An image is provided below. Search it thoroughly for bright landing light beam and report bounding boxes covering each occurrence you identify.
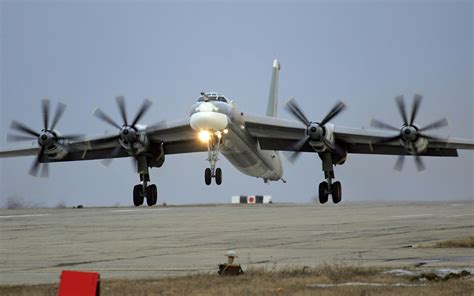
[198,130,211,143]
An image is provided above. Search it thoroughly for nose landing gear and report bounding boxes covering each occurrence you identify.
[204,131,223,186]
[205,167,222,185]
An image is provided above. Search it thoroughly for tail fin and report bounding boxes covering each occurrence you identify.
[266,59,281,117]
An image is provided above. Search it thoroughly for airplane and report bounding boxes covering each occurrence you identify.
[1,59,474,206]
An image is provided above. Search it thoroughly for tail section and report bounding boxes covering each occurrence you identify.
[266,59,281,117]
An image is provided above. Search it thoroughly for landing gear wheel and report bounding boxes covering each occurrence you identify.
[204,168,212,185]
[332,181,342,204]
[146,184,158,206]
[215,168,222,185]
[318,182,329,204]
[133,184,144,207]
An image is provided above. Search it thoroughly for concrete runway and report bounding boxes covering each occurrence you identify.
[0,202,473,285]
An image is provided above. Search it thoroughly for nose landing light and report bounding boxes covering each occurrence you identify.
[199,130,211,143]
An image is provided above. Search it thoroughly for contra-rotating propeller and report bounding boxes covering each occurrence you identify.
[93,96,152,165]
[285,98,347,163]
[7,99,81,177]
[370,94,448,171]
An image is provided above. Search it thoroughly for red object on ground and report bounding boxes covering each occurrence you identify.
[248,196,255,204]
[58,270,100,296]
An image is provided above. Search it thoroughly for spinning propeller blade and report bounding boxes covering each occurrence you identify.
[284,98,346,162]
[8,99,79,177]
[371,94,447,171]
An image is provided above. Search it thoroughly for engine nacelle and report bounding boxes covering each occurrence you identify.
[308,123,336,152]
[148,142,165,168]
[44,144,68,160]
[119,131,149,155]
[404,136,428,155]
[332,142,347,165]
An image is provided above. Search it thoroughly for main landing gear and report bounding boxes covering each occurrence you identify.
[133,156,158,207]
[318,153,342,204]
[133,182,157,207]
[204,132,223,186]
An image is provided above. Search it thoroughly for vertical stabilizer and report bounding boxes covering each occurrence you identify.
[266,59,280,117]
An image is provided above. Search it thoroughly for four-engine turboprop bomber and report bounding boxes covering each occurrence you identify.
[1,59,474,206]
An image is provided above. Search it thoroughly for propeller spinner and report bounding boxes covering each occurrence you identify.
[370,94,448,171]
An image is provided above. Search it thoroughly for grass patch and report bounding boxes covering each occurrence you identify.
[0,265,472,296]
[429,236,474,248]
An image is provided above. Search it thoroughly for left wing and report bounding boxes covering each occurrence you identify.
[244,115,474,156]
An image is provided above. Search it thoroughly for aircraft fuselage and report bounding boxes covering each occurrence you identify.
[189,92,283,182]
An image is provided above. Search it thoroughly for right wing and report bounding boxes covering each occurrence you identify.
[0,118,206,163]
[0,147,39,157]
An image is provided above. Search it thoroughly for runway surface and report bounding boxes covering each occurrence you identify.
[0,202,473,285]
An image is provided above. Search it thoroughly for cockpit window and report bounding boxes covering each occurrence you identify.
[196,93,228,103]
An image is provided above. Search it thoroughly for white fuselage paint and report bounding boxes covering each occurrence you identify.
[221,122,283,181]
[190,98,283,182]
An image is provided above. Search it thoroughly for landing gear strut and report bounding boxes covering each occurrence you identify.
[318,153,342,204]
[132,156,158,207]
[204,132,223,185]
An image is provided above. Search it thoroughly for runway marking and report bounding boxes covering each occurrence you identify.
[111,209,144,213]
[0,214,51,219]
[110,209,169,213]
[391,214,433,218]
[446,214,474,218]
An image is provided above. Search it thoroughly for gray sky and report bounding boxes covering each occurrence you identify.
[1,0,473,206]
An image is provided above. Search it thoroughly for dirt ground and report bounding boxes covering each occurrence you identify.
[1,265,472,296]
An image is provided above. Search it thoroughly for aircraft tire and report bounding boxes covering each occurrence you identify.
[133,184,144,206]
[215,168,222,185]
[318,182,329,204]
[332,181,342,204]
[205,168,212,185]
[146,184,158,206]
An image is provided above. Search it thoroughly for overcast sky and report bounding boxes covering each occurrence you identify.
[1,0,473,207]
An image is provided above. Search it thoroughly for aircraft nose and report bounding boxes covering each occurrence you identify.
[197,102,218,113]
[190,103,228,131]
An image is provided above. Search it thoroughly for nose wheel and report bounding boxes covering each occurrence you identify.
[204,167,222,185]
[204,131,223,186]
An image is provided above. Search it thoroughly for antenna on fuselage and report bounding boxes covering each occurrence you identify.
[201,91,210,102]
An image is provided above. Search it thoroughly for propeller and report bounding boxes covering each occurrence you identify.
[93,96,152,166]
[284,98,347,163]
[370,94,448,171]
[7,99,81,177]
